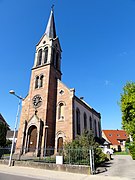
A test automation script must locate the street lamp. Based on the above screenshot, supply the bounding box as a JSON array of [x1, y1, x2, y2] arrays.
[[8, 90, 24, 166]]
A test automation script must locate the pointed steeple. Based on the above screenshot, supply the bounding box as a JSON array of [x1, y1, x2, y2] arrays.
[[45, 6, 56, 39]]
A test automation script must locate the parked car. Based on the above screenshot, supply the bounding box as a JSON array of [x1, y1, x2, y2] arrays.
[[100, 146, 114, 155], [103, 147, 114, 155]]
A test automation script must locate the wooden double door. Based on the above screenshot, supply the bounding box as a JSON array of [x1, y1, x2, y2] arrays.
[[28, 125, 37, 152]]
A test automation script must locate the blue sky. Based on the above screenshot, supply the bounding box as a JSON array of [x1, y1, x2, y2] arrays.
[[0, 0, 135, 130]]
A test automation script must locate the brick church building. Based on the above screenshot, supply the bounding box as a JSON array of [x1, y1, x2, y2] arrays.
[[16, 8, 101, 157]]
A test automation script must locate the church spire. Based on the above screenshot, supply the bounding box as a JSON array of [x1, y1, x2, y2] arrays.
[[45, 5, 56, 39]]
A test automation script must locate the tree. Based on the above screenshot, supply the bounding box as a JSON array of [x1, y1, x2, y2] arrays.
[[5, 139, 12, 147], [120, 82, 135, 141], [64, 131, 106, 166], [0, 122, 7, 147]]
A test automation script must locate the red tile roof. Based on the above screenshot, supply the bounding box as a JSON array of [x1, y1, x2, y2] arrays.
[[102, 130, 128, 145]]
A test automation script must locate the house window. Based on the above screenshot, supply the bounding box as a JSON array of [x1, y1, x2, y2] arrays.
[[120, 141, 123, 145], [76, 108, 80, 135], [37, 49, 42, 66], [89, 116, 92, 130], [84, 113, 87, 131], [44, 47, 48, 64], [58, 103, 64, 119], [35, 76, 39, 89]]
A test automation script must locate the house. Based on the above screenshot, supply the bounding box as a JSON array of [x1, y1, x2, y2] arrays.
[[102, 130, 128, 151], [0, 113, 10, 147], [15, 8, 102, 157], [0, 113, 9, 128], [6, 130, 18, 143]]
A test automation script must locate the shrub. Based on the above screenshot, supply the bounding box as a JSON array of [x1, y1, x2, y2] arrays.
[[64, 131, 107, 166], [0, 123, 8, 147], [129, 142, 135, 160]]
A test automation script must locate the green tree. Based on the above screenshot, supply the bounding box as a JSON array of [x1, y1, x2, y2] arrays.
[[64, 131, 106, 166], [5, 139, 12, 147], [0, 122, 7, 147], [120, 82, 135, 141]]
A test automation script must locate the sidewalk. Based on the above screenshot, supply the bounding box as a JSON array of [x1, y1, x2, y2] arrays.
[[0, 164, 130, 180]]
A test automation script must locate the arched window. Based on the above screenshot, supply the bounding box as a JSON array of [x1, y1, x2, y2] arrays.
[[52, 48, 56, 65], [76, 108, 80, 135], [58, 103, 64, 119], [37, 49, 42, 66], [39, 75, 44, 88], [57, 137, 63, 152], [84, 113, 87, 131], [35, 76, 39, 89], [94, 120, 97, 137], [98, 121, 101, 137], [56, 52, 59, 69], [89, 116, 92, 130], [44, 47, 48, 64]]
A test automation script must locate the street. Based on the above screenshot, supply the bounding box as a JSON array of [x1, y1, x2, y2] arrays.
[[0, 172, 47, 180], [0, 165, 89, 180], [0, 155, 135, 180], [97, 155, 135, 179]]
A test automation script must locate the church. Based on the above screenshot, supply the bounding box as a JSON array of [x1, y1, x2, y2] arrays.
[[16, 8, 102, 157]]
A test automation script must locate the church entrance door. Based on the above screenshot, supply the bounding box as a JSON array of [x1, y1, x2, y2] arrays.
[[57, 137, 63, 152], [28, 125, 37, 152]]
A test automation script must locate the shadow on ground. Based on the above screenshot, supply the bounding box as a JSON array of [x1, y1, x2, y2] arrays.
[[95, 161, 113, 174]]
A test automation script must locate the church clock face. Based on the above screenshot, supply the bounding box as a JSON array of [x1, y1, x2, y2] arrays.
[[32, 95, 42, 108]]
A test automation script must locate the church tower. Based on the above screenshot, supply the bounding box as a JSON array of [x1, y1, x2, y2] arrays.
[[16, 8, 62, 157]]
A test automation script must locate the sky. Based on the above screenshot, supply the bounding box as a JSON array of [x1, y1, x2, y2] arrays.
[[0, 0, 135, 130]]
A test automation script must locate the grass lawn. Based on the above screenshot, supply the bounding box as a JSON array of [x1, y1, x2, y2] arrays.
[[113, 151, 129, 155]]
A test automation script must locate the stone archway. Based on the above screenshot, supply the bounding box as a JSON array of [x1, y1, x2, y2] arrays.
[[28, 125, 37, 152]]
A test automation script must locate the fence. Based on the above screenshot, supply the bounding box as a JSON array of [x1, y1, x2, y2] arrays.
[[0, 147, 10, 159], [0, 147, 95, 172]]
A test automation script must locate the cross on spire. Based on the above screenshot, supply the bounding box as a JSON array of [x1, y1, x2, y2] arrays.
[[51, 4, 54, 12]]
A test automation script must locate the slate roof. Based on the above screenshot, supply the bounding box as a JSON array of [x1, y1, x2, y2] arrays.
[[45, 9, 56, 39], [6, 130, 18, 139], [102, 130, 128, 145]]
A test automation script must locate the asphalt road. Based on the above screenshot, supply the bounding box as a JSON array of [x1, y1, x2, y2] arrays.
[[0, 156, 134, 180], [0, 172, 59, 180], [97, 155, 135, 179], [0, 172, 41, 180]]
